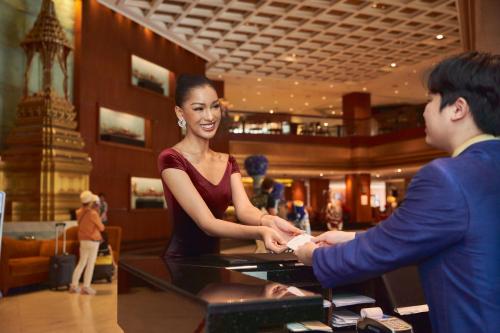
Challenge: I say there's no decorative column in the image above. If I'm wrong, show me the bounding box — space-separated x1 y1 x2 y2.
342 92 372 136
2 0 92 221
345 174 372 223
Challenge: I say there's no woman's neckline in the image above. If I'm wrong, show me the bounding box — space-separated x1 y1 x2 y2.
170 148 230 186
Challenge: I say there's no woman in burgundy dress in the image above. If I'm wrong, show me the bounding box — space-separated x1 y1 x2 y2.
158 74 301 257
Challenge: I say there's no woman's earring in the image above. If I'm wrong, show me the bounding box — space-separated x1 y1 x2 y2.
177 118 186 128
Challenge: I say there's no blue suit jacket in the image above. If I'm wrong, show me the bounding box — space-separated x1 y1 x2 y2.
313 140 500 333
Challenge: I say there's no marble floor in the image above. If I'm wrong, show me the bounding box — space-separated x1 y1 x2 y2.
0 280 123 333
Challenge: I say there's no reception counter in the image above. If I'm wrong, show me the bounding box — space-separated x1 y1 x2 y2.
118 253 431 332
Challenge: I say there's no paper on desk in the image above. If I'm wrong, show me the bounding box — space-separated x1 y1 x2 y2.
331 293 375 307
286 321 333 332
395 304 429 315
287 234 314 251
331 309 360 328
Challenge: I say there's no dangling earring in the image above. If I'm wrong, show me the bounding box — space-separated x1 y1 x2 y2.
177 118 186 128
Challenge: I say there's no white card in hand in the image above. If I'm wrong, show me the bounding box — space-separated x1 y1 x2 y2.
287 234 314 251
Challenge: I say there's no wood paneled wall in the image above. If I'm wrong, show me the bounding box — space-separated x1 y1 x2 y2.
74 0 206 243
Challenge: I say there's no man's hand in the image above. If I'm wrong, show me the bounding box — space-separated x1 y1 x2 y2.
262 215 303 243
295 242 318 266
314 230 356 247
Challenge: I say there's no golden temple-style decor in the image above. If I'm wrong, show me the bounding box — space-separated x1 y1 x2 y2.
1 0 92 221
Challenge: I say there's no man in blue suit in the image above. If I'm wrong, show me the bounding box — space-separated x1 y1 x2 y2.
296 52 500 333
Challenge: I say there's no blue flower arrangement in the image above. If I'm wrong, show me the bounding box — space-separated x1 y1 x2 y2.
244 155 269 176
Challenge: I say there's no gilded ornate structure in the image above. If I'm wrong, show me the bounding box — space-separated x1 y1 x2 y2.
1 0 91 221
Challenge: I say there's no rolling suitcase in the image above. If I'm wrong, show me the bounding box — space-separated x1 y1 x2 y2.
92 245 114 283
49 222 76 290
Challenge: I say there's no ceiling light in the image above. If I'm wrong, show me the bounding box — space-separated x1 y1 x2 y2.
390 63 397 68
257 77 262 82
256 91 261 95
217 74 222 79
274 100 278 104
319 173 324 177
435 34 444 40
294 81 299 85
242 98 246 102
269 109 274 114
404 81 409 86
376 174 380 178
304 102 309 106
329 104 333 108
289 107 294 112
396 168 402 173
362 87 367 91
329 84 334 88
394 90 399 94
323 122 328 126
290 94 294 98
322 96 326 100
331 111 336 115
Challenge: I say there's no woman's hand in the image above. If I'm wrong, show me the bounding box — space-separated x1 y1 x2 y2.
259 226 287 253
313 230 356 247
262 215 303 243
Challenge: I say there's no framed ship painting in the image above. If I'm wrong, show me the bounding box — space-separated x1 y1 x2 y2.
131 55 170 96
99 107 146 147
130 177 166 209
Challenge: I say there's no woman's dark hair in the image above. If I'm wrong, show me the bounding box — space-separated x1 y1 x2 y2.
175 74 216 107
261 177 275 192
427 51 500 135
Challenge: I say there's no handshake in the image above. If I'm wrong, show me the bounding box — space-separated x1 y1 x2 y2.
288 230 356 266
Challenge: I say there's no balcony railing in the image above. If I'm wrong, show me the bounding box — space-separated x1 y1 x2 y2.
227 105 425 138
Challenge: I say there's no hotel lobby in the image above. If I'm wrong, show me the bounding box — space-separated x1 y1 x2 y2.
0 0 499 332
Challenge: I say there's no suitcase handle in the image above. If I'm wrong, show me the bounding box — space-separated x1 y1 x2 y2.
54 222 67 255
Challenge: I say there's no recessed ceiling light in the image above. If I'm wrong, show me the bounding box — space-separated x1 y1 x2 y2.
394 90 399 94
404 81 409 86
322 96 326 100
290 94 294 98
256 91 261 95
304 102 309 106
323 122 328 126
362 87 367 91
289 107 294 112
331 111 336 115
294 81 299 85
269 109 274 114
412 69 417 74
376 174 380 178
319 173 324 177
329 84 334 88
396 168 402 173
257 77 262 82
390 63 397 68
329 104 333 108
242 98 246 102
435 34 444 40
274 100 278 104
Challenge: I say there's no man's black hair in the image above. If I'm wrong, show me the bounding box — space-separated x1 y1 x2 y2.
427 51 500 136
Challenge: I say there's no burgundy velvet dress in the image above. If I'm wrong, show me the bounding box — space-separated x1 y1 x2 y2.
157 148 240 257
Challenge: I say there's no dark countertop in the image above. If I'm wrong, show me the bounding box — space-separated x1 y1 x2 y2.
118 254 325 332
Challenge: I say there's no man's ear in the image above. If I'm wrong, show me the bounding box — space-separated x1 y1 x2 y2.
451 97 470 121
174 106 184 120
